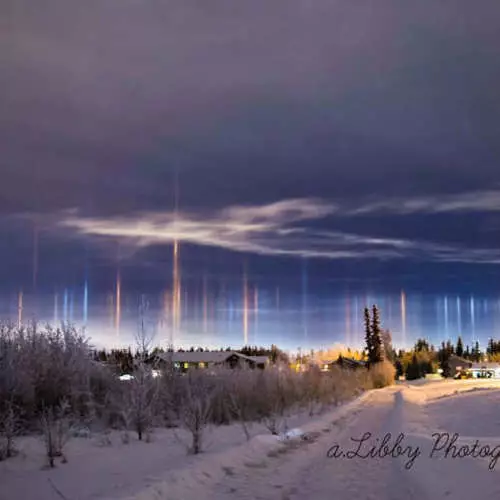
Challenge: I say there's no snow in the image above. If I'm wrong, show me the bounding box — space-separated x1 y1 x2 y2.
277 428 305 441
2 380 500 500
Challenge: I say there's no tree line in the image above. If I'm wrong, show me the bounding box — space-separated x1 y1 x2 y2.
363 304 500 380
91 344 289 375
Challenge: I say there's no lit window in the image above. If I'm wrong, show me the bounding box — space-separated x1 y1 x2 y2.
199 362 205 368
184 362 189 369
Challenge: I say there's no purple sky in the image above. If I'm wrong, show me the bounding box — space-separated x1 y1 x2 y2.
2 0 500 291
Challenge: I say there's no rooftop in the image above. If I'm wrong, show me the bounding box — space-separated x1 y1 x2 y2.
156 351 269 365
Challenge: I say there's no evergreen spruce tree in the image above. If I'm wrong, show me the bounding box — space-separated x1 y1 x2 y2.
364 307 373 364
456 336 464 357
474 341 481 362
487 338 494 356
337 354 344 368
371 304 384 363
465 345 470 359
395 359 404 380
405 353 421 380
445 340 454 355
438 342 452 378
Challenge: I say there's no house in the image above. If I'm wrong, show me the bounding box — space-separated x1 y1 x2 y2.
448 355 473 377
334 356 366 370
467 362 500 379
319 356 366 372
156 351 269 372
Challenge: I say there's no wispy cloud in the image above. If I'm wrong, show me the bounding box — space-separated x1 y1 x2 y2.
348 189 500 216
58 197 500 264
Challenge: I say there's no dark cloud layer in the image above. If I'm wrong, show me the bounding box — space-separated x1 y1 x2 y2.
2 1 500 289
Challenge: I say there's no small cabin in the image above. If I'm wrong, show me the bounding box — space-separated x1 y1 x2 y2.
156 351 269 372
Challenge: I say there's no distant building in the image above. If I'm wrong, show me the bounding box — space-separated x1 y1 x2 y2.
467 362 500 379
449 356 500 379
334 356 366 370
156 351 269 372
448 355 473 377
318 356 366 372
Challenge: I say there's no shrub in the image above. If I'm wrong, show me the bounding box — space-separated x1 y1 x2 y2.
368 361 396 389
179 370 215 454
40 399 74 468
121 362 159 441
0 402 19 460
0 322 105 427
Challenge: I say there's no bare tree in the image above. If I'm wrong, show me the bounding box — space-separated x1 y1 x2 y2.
158 344 181 427
261 364 296 436
225 367 257 440
40 399 73 468
122 299 159 441
179 369 213 454
301 364 324 416
0 401 19 460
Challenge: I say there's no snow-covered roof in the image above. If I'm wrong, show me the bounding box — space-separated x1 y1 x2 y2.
470 362 500 369
157 351 268 365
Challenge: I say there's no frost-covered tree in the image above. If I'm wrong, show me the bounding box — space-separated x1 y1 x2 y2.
179 369 214 454
122 299 159 441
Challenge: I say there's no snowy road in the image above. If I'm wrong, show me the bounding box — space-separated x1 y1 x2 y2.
5 381 500 500
201 384 500 500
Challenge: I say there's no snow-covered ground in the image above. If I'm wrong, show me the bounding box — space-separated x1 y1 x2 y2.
2 380 500 500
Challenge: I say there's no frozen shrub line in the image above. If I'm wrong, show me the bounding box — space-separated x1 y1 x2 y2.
0 322 394 462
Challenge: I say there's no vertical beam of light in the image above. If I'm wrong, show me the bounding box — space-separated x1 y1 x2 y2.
172 240 181 335
301 258 308 344
209 291 215 335
107 293 113 327
470 295 475 344
444 295 449 339
228 291 234 332
164 289 170 320
193 286 198 321
54 292 59 325
435 297 441 339
69 291 74 322
32 221 39 290
243 270 248 346
254 286 259 344
456 296 462 335
160 289 171 346
17 290 23 328
220 280 226 319
388 295 393 328
171 166 181 343
203 273 208 334
354 295 359 347
400 290 407 348
115 270 121 337
83 279 89 326
345 295 351 347
63 289 68 323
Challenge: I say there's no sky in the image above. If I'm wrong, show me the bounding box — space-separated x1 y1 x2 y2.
2 0 500 296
